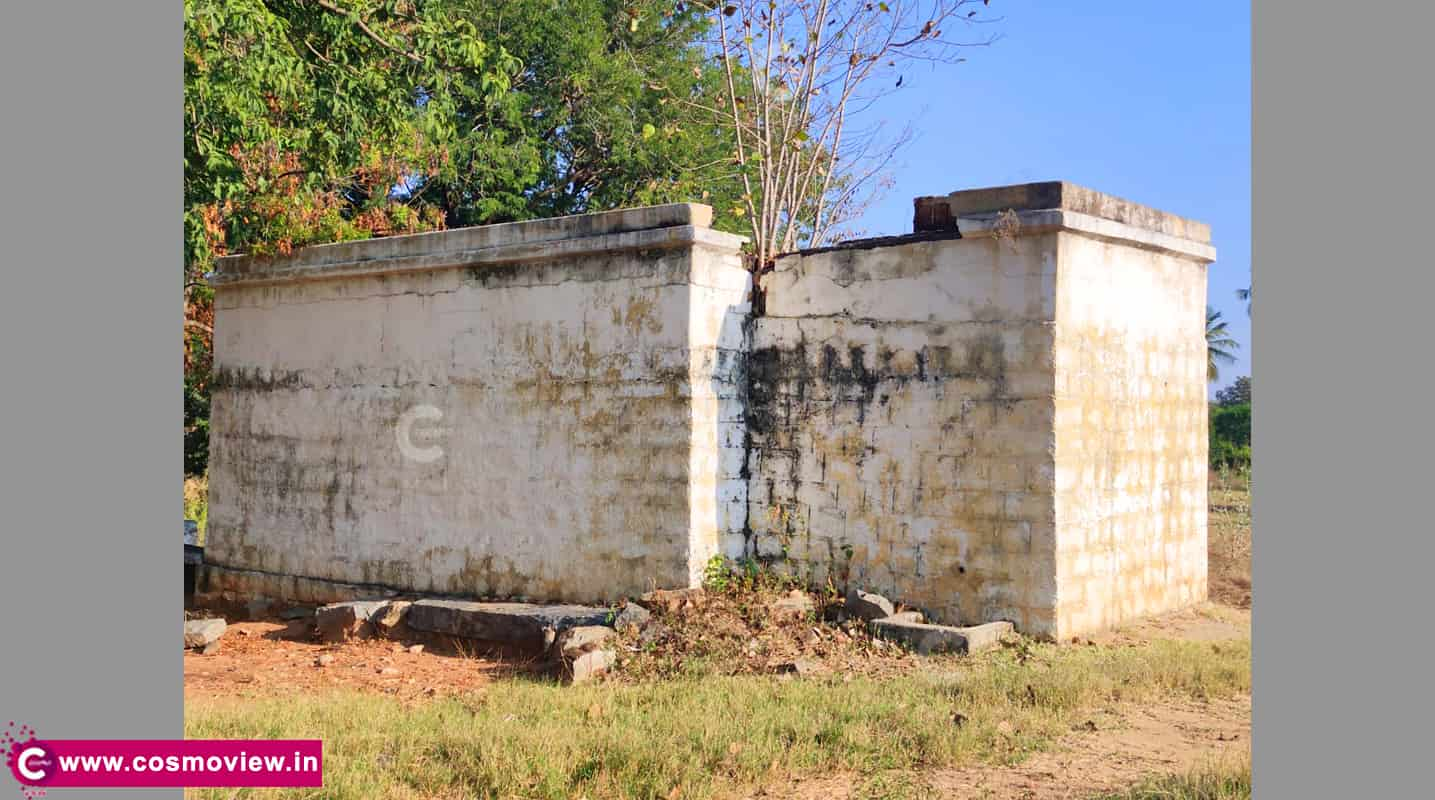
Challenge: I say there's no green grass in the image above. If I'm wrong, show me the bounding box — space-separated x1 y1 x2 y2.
185 637 1250 800
1092 758 1251 800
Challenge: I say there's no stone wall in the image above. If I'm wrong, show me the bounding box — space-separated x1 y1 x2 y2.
741 183 1214 639
203 182 1214 640
1051 231 1210 636
204 205 749 605
741 231 1063 635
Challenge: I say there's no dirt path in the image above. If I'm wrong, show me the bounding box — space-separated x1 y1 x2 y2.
759 694 1250 800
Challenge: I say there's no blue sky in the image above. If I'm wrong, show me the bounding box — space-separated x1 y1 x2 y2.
851 2 1251 393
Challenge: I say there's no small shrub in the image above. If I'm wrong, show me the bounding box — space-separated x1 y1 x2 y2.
701 554 795 595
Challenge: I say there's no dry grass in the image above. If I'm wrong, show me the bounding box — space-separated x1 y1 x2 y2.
1208 468 1251 608
610 582 937 683
1092 756 1251 800
185 636 1249 800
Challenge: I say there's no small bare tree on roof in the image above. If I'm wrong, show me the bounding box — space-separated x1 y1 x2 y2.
683 0 998 296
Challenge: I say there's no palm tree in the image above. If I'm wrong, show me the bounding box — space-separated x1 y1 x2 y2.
1236 286 1252 316
1206 306 1240 383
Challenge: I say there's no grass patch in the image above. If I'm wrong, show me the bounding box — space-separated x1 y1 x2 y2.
1208 468 1251 608
185 638 1249 800
1093 757 1251 800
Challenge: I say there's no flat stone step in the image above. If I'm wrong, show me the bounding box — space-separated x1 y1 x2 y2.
869 618 1014 655
184 618 227 650
406 599 613 647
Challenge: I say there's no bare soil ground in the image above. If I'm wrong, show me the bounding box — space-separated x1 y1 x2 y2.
757 695 1250 800
182 617 537 702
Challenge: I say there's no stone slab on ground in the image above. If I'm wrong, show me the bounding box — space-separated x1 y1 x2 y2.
569 649 616 684
845 588 896 621
184 618 227 649
406 599 613 647
869 618 1014 655
316 600 388 642
612 602 652 632
555 625 616 660
372 600 412 633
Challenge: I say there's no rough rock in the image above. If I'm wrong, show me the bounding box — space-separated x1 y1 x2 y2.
315 600 387 643
200 640 222 655
770 590 816 620
184 618 227 650
371 600 412 634
407 644 424 655
613 602 652 632
555 626 615 660
869 618 1014 655
885 610 924 624
569 649 616 684
315 654 335 667
405 600 612 647
845 588 896 621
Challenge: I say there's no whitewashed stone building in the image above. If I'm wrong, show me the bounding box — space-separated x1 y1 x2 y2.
203 181 1214 640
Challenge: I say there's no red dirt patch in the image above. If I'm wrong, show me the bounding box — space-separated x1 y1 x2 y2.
183 618 539 701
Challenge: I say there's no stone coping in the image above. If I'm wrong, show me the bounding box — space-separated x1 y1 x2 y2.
959 208 1217 263
914 180 1213 248
214 203 748 287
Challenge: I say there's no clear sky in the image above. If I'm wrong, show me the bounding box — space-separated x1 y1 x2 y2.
852 2 1252 393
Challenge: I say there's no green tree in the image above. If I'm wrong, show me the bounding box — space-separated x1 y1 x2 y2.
1206 305 1239 383
1210 402 1251 469
417 1 750 231
1215 375 1251 407
184 0 522 475
183 1 756 475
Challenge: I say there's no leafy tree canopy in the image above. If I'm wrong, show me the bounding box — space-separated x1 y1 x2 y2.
183 0 752 475
1215 375 1251 407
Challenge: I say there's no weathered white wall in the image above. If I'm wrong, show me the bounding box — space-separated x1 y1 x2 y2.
743 233 1063 634
205 182 1212 641
1051 231 1210 637
745 183 1214 639
205 205 749 605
